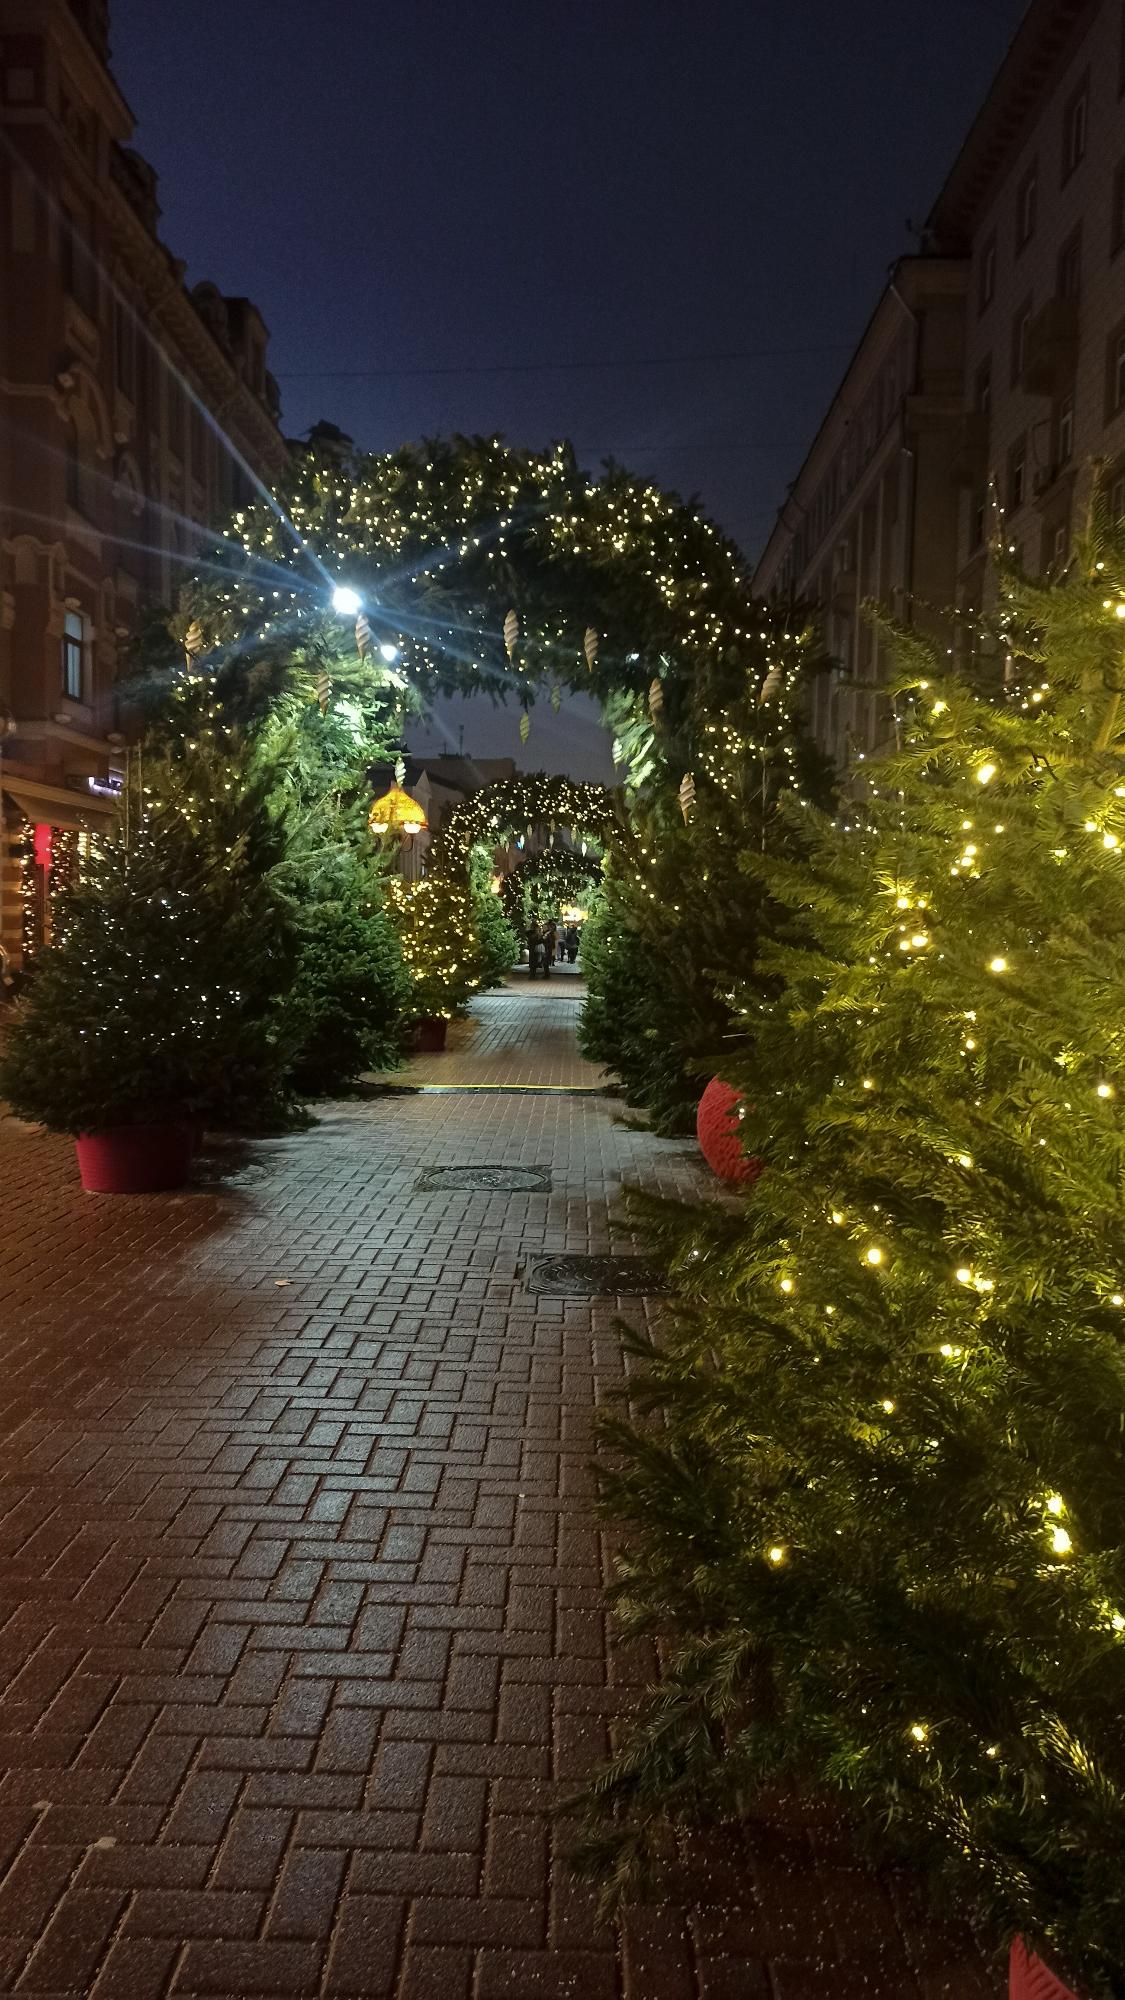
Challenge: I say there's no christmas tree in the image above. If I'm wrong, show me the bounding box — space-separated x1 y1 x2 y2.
577 509 1125 1993
469 851 519 990
0 755 295 1134
385 874 483 1022
284 839 411 1094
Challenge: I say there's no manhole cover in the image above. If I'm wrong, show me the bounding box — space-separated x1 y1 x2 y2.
416 1165 552 1192
526 1254 667 1296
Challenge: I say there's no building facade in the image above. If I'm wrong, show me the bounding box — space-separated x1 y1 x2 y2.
0 0 288 968
753 0 1125 773
752 258 969 765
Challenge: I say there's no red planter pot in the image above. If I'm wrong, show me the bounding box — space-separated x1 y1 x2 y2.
74 1120 193 1194
696 1076 763 1185
414 1016 449 1053
1010 1941 1079 2000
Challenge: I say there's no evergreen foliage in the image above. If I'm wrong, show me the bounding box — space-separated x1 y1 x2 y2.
385 875 483 1021
469 853 519 989
285 843 410 1094
579 640 832 1133
576 517 1125 1994
0 755 295 1133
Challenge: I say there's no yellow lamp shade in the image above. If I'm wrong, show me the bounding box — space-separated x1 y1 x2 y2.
369 784 428 837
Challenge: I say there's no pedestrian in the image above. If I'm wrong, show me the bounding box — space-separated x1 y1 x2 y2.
527 920 543 978
565 924 580 964
541 920 557 974
557 927 567 962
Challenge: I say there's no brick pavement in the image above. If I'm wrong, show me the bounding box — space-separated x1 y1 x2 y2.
384 980 603 1092
0 994 1003 1997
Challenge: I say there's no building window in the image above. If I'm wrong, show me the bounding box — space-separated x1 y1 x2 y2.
1008 435 1027 512
971 491 987 550
1108 324 1125 417
1012 297 1033 388
1044 519 1069 572
975 355 992 415
978 235 997 312
1016 161 1038 249
59 203 96 317
1113 160 1125 256
115 303 134 396
1057 227 1082 300
1057 392 1074 464
1062 78 1088 183
62 610 85 700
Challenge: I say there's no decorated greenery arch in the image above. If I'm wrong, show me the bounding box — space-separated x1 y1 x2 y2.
499 847 603 928
165 435 778 747
434 772 616 866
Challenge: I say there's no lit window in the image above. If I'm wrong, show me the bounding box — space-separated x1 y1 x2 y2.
62 610 85 701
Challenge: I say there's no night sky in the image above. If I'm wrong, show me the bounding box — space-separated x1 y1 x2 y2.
111 0 1029 778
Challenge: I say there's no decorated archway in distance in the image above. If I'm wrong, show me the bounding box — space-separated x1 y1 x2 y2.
499 846 604 928
433 772 616 869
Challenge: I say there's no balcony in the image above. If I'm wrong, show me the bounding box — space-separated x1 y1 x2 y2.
1021 297 1079 397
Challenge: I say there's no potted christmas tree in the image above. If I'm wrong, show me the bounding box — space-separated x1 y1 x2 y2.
0 777 292 1189
385 875 482 1051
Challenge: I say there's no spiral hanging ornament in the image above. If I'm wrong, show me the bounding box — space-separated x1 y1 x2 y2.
519 711 531 744
649 677 664 720
759 662 783 705
183 619 206 661
356 613 373 658
678 772 696 822
315 671 332 716
394 755 406 786
504 609 519 658
583 627 599 672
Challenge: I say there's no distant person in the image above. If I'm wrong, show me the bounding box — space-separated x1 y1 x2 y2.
527 920 543 978
565 924 580 964
557 928 567 962
542 921 558 974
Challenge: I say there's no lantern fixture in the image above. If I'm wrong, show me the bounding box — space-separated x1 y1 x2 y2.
368 783 428 838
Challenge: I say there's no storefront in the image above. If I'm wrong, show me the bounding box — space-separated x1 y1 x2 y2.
1 778 118 980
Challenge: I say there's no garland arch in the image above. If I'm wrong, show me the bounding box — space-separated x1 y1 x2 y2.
499 847 604 927
434 772 617 867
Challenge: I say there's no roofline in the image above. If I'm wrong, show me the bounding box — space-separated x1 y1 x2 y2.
926 0 1098 246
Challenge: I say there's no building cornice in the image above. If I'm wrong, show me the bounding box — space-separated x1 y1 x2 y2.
927 0 1099 246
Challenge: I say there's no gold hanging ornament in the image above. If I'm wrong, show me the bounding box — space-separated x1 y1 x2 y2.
649 677 664 720
678 772 696 821
504 609 519 658
584 627 599 671
550 684 561 713
759 662 783 704
519 711 531 744
183 619 206 660
315 671 332 715
394 755 406 786
356 613 373 658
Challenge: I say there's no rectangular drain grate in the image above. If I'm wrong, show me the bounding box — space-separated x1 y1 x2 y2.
416 1164 552 1193
526 1254 667 1297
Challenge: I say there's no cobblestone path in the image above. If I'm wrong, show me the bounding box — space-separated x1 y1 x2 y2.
0 993 1002 1997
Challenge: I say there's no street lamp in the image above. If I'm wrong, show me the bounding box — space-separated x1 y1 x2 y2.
332 584 362 617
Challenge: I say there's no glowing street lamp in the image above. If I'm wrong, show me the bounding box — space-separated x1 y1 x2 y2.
369 784 427 838
332 584 362 617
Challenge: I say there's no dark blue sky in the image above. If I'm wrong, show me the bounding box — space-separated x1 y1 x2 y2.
111 0 1028 776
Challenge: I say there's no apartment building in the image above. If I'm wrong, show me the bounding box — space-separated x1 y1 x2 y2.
752 258 968 764
753 0 1125 772
933 0 1125 607
0 0 288 966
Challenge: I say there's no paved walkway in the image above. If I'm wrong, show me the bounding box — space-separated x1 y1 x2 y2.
384 977 604 1092
0 993 1002 1997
